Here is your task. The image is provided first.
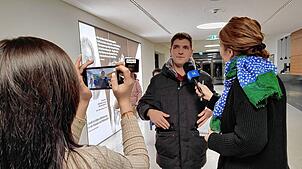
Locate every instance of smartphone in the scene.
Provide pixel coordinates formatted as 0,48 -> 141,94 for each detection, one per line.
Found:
83,66 -> 116,90
125,58 -> 139,72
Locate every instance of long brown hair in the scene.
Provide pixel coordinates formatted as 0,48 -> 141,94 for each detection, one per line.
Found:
0,37 -> 80,168
219,16 -> 270,58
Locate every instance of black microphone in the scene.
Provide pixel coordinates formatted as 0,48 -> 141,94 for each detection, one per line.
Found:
183,62 -> 204,100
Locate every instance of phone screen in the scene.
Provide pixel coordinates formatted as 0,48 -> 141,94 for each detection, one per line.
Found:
83,66 -> 115,90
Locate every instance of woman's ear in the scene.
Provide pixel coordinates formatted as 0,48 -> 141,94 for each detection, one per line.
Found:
226,48 -> 234,59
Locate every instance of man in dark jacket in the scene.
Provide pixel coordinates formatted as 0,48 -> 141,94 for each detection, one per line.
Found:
137,32 -> 215,169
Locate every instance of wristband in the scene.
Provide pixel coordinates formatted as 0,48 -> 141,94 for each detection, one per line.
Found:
121,110 -> 134,118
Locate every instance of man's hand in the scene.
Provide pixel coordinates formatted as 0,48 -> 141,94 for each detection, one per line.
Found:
197,107 -> 212,127
147,109 -> 170,129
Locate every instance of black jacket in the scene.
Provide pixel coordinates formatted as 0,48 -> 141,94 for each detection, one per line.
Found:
137,64 -> 214,169
208,77 -> 289,169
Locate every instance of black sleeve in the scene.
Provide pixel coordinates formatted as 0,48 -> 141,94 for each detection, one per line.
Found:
207,94 -> 220,111
136,76 -> 160,120
208,86 -> 268,157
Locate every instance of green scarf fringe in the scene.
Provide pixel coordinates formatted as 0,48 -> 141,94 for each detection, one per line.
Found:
243,71 -> 282,108
210,117 -> 221,133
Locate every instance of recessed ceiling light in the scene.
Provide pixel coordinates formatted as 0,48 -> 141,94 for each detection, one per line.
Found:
205,44 -> 220,48
197,22 -> 226,29
206,49 -> 219,52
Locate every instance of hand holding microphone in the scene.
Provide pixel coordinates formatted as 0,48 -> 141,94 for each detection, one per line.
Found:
195,82 -> 213,101
183,62 -> 206,101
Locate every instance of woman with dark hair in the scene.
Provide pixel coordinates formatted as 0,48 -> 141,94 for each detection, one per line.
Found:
196,17 -> 289,169
0,37 -> 149,169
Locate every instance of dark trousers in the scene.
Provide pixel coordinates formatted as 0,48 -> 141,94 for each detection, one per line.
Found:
149,121 -> 154,130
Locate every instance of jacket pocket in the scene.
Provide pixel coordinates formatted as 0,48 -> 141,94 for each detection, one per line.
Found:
155,131 -> 178,158
189,130 -> 208,167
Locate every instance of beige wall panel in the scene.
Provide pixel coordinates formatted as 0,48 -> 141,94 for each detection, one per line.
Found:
290,29 -> 302,74
290,55 -> 302,74
291,36 -> 302,56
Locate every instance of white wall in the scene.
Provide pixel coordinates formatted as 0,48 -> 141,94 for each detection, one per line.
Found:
154,43 -> 170,66
0,0 -> 155,144
265,33 -> 290,73
265,36 -> 278,64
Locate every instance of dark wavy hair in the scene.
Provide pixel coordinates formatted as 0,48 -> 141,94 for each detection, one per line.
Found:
0,37 -> 80,168
171,32 -> 192,48
219,16 -> 270,58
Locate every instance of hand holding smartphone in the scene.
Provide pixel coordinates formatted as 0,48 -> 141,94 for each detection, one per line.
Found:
83,66 -> 115,90
82,58 -> 138,90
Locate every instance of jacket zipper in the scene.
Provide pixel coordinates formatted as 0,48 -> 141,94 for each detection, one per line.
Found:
177,81 -> 182,168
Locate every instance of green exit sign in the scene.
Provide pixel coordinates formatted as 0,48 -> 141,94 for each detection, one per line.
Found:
207,35 -> 219,41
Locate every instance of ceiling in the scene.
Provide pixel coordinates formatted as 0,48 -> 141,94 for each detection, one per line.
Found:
63,0 -> 302,43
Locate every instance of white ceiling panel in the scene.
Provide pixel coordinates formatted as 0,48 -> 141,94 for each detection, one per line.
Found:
63,0 -> 301,43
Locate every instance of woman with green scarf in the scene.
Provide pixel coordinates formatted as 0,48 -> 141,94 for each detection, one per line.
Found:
196,17 -> 289,169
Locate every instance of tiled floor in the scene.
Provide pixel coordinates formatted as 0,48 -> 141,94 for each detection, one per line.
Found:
100,85 -> 302,169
